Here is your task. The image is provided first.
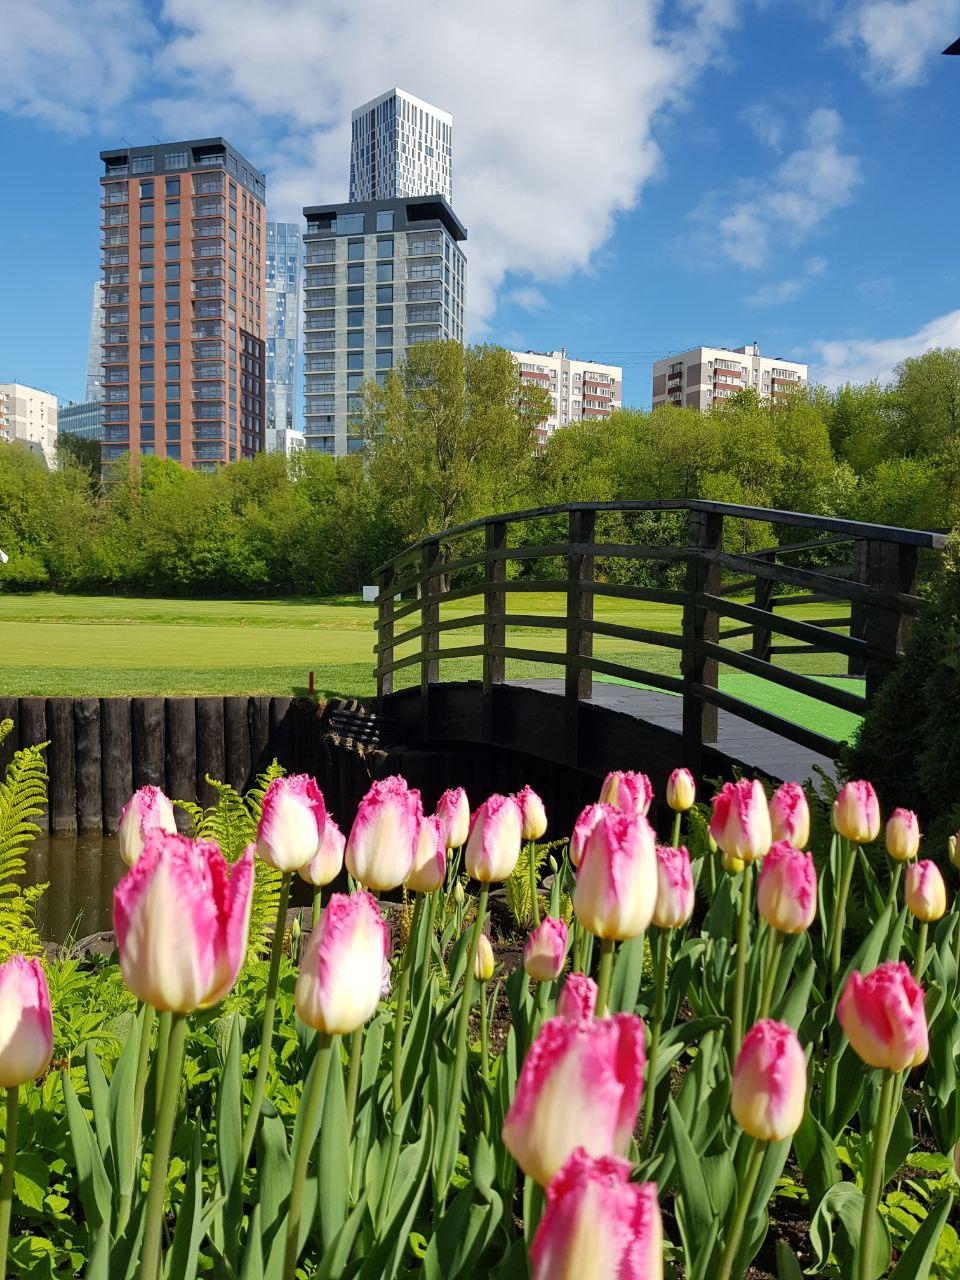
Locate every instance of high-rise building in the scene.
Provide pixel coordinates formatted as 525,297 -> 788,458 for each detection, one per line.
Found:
98,137 -> 266,469
651,343 -> 808,411
84,282 -> 103,401
265,222 -> 301,452
350,88 -> 453,204
58,400 -> 103,442
511,349 -> 623,446
302,195 -> 467,455
0,383 -> 58,466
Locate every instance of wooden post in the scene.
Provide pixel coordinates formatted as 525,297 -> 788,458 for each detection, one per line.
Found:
100,698 -> 132,834
421,539 -> 442,733
751,552 -> 775,662
269,696 -> 292,771
482,520 -> 507,741
847,539 -> 868,677
565,508 -> 595,766
18,698 -> 48,833
861,539 -> 919,701
224,697 -> 252,791
0,699 -> 19,784
46,698 -> 77,835
681,508 -> 724,773
376,565 -> 395,707
131,697 -> 165,790
195,697 -> 225,808
74,699 -> 102,833
165,697 -> 197,826
249,695 -> 272,782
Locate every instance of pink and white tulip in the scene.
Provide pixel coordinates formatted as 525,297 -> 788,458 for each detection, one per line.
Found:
0,955 -> 53,1087
666,767 -> 696,813
524,917 -> 569,982
475,933 -> 495,982
904,860 -> 947,922
709,780 -> 772,864
435,787 -> 470,850
407,815 -> 447,894
768,782 -> 810,850
298,816 -> 345,888
731,1019 -> 807,1141
557,974 -> 598,1021
517,785 -> 548,841
832,780 -> 881,844
757,842 -> 817,934
295,891 -> 390,1035
345,775 -> 423,892
838,962 -> 928,1071
652,845 -> 694,929
113,832 -> 253,1012
886,808 -> 920,863
570,803 -> 611,869
256,774 -> 327,873
599,770 -> 654,818
530,1149 -> 663,1280
574,808 -> 657,940
464,793 -> 523,883
502,1012 -> 645,1186
117,786 -> 178,868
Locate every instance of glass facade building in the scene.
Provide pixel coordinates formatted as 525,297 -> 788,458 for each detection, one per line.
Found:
301,195 -> 467,455
264,222 -> 301,451
84,282 -> 103,401
350,88 -> 453,204
58,399 -> 103,441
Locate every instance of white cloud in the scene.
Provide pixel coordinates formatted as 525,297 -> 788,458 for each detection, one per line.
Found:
685,107 -> 862,268
811,308 -> 960,386
746,255 -> 827,305
502,286 -> 550,313
741,102 -> 784,149
836,0 -> 960,89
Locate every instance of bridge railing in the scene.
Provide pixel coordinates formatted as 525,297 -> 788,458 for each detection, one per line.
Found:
374,500 -> 946,770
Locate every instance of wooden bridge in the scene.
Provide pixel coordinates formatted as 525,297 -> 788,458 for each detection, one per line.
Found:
373,500 -> 944,817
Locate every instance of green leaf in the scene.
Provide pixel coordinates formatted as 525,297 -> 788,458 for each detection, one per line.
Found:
256,1101 -> 293,1240
238,1205 -> 264,1280
164,1125 -> 204,1280
776,1240 -> 804,1280
84,1221 -> 111,1280
810,1182 -> 891,1277
13,1150 -> 49,1212
609,932 -> 645,1014
668,1096 -> 715,1259
888,1193 -> 954,1280
356,1110 -> 434,1280
84,1044 -> 113,1170
794,1109 -> 841,1212
317,1040 -> 349,1247
108,1004 -> 146,1201
216,1012 -> 244,1264
312,1194 -> 368,1280
62,1068 -> 113,1232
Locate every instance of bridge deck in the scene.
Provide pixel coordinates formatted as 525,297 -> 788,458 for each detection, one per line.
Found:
510,679 -> 839,784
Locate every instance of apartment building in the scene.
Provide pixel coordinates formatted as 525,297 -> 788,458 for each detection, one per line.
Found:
98,137 -> 267,468
350,88 -> 453,204
651,343 -> 807,410
511,349 -> 623,445
265,221 -> 301,451
0,383 -> 58,466
58,400 -> 102,442
84,282 -> 103,401
302,195 -> 467,455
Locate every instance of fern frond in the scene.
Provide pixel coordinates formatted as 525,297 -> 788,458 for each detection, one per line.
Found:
505,841 -> 551,928
0,740 -> 49,961
0,720 -> 12,748
245,758 -> 286,823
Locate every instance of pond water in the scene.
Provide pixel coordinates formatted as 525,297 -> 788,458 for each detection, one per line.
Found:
26,833 -> 123,943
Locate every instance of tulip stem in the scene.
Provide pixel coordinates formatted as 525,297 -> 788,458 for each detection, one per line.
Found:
116,1003 -> 156,1239
312,886 -> 322,929
857,1070 -> 897,1280
241,871 -> 292,1167
758,929 -> 784,1021
716,1138 -> 766,1280
391,893 -> 423,1119
479,979 -> 490,1084
913,920 -> 928,982
528,842 -> 540,927
829,838 -> 856,986
438,883 -> 489,1195
283,1033 -> 333,1280
641,928 -> 670,1157
140,1012 -> 187,1280
731,864 -> 753,1060
670,811 -> 682,848
0,1087 -> 19,1280
595,937 -> 615,1016
889,862 -> 902,909
345,1025 -> 364,1132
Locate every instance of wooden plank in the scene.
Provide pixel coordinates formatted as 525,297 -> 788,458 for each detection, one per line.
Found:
692,682 -> 840,758
224,697 -> 251,792
861,540 -> 919,700
46,698 -> 77,835
698,594 -> 867,660
703,549 -> 920,612
697,641 -> 868,713
376,565 -> 396,702
249,696 -> 272,783
0,698 -> 19,781
420,540 -> 442,708
483,520 -> 507,741
269,696 -> 292,771
17,698 -> 49,833
682,510 -> 724,769
74,699 -> 102,832
100,698 -> 132,834
165,697 -> 197,823
131,697 -> 165,790
195,697 -> 225,807
570,655 -> 684,695
565,508 -> 595,766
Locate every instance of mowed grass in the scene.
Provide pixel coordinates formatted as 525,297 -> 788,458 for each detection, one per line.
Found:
0,591 -> 863,740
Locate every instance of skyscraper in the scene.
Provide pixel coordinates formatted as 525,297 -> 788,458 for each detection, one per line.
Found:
349,88 -> 453,203
98,137 -> 266,469
84,282 -> 103,401
265,222 -> 301,451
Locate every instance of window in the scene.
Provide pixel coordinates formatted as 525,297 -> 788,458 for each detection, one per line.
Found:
165,201 -> 180,218
165,383 -> 180,402
140,345 -> 155,361
376,306 -> 392,326
166,324 -> 180,340
140,364 -> 155,382
165,264 -> 180,281
346,287 -> 364,307
346,373 -> 364,391
347,353 -> 364,370
139,286 -> 154,302
140,203 -> 154,223
335,213 -> 364,235
347,239 -> 365,261
376,237 -> 393,258
167,364 -> 180,381
376,285 -> 393,304
347,264 -> 364,284
133,158 -> 154,175
166,443 -> 181,460
347,309 -> 364,328
165,177 -> 180,195
166,304 -> 180,320
376,262 -> 393,282
376,328 -> 393,347
140,247 -> 154,264
165,152 -> 187,170
139,305 -> 155,322
347,331 -> 364,349
141,384 -> 155,402
165,286 -> 179,305
376,351 -> 393,369
376,210 -> 394,231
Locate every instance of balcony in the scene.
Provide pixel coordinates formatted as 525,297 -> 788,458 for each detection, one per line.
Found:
101,213 -> 129,229
192,243 -> 225,260
305,268 -> 335,287
192,383 -> 224,400
192,219 -> 225,239
193,262 -> 225,280
192,341 -> 225,359
101,232 -> 129,249
304,335 -> 335,352
192,178 -> 223,195
192,283 -> 225,300
305,249 -> 335,266
102,251 -> 129,266
406,240 -> 443,256
304,356 -> 335,372
192,198 -> 225,218
407,264 -> 442,280
101,192 -> 129,207
191,321 -> 225,339
103,329 -> 129,345
104,269 -> 130,285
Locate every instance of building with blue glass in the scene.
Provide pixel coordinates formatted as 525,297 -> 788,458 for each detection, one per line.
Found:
265,222 -> 301,450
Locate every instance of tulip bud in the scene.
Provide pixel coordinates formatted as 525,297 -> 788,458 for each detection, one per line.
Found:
256,774 -> 327,873
464,794 -> 523,883
832,780 -> 881,844
524,917 -> 569,982
722,848 -> 745,875
838,962 -> 928,1071
756,842 -> 817,934
406,815 -> 447,894
295,891 -> 390,1035
530,1149 -> 663,1280
731,1020 -> 806,1141
114,832 -> 254,1012
557,973 -> 598,1021
885,808 -> 920,863
517,785 -> 548,841
666,767 -> 696,813
768,782 -> 810,850
453,879 -> 465,906
345,775 -> 423,892
570,803 -> 611,868
652,845 -> 694,929
574,809 -> 657,940
435,787 -> 470,850
298,816 -> 345,888
904,859 -> 947,922
475,933 -> 495,982
949,834 -> 960,871
0,955 -> 53,1087
709,780 -> 772,864
599,770 -> 654,818
502,1013 -> 645,1186
117,786 -> 178,868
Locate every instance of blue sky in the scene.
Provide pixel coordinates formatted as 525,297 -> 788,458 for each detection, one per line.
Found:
1,0 -> 958,410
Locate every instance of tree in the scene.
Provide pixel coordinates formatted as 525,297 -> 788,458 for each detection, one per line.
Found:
56,432 -> 101,480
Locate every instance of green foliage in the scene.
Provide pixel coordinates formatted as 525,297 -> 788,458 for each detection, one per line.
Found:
0,719 -> 47,960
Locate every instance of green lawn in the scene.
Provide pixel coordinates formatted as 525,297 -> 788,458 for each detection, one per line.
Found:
0,591 -> 862,741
